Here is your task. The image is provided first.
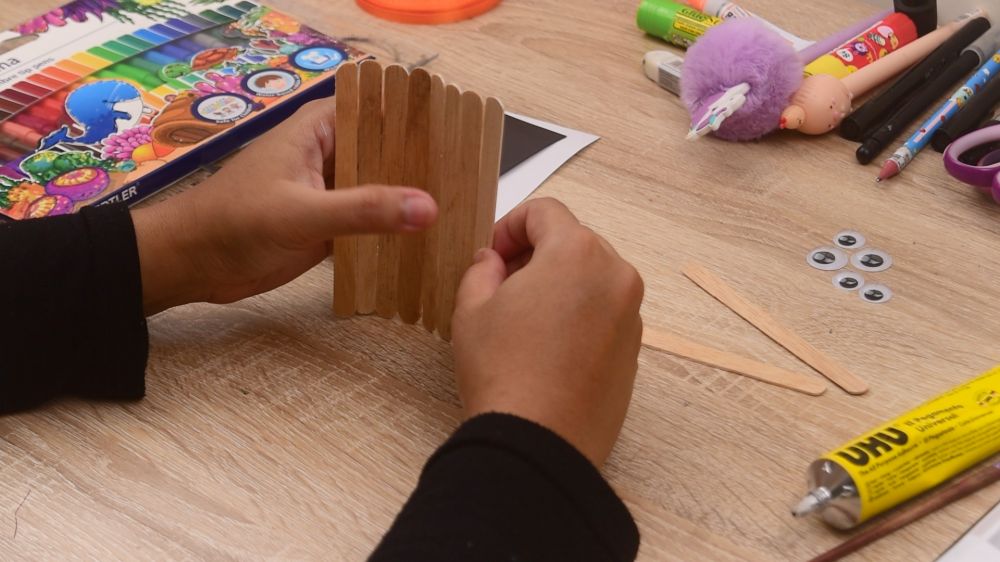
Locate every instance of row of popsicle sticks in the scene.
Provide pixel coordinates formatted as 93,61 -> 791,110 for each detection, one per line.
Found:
331,60 -> 504,340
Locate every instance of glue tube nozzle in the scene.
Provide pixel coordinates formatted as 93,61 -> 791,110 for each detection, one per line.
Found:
792,487 -> 832,518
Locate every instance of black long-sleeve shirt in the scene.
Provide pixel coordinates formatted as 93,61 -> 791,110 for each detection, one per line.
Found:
0,203 -> 639,560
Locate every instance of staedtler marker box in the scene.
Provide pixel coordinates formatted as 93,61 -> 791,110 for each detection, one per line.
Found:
0,0 -> 370,220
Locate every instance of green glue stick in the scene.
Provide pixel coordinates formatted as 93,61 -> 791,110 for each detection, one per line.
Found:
637,0 -> 722,49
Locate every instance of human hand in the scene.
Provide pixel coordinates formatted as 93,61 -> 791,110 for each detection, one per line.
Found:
132,98 -> 438,315
451,198 -> 644,467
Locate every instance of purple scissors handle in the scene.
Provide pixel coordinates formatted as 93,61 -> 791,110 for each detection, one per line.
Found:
944,124 -> 1000,203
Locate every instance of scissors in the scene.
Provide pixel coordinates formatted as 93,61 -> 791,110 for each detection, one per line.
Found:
944,123 -> 1000,203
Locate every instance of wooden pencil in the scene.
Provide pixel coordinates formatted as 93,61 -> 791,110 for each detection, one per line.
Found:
396,68 -> 432,325
375,64 -> 409,319
475,97 -> 504,249
642,328 -> 827,396
809,460 -> 1000,562
355,59 -> 383,315
682,263 -> 869,395
333,62 -> 359,317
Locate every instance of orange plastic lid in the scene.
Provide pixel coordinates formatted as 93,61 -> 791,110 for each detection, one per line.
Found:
356,0 -> 501,24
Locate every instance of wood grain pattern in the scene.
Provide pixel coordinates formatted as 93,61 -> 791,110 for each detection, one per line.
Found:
476,97 -> 504,249
436,90 -> 483,340
332,61 -> 359,317
420,75 -> 447,333
375,65 -> 410,320
7,0 -> 1000,561
355,59 -> 383,314
397,69 -> 432,324
431,84 -> 463,339
683,263 -> 869,395
643,328 -> 827,396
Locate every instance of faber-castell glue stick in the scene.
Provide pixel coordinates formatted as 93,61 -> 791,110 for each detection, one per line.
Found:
794,365 -> 1000,529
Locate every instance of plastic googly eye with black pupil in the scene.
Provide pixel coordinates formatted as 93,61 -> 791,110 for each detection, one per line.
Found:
859,284 -> 893,304
833,271 -> 865,291
851,248 -> 893,272
834,230 -> 866,249
807,246 -> 848,271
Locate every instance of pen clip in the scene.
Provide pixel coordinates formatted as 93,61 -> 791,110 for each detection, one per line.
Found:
688,82 -> 750,140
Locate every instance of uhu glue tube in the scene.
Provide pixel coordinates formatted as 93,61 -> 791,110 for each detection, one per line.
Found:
794,365 -> 1000,529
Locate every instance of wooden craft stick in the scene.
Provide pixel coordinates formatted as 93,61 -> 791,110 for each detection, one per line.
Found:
642,328 -> 827,396
330,61 -> 506,338
333,62 -> 359,317
420,75 -> 447,332
437,91 -> 485,340
682,263 -> 869,395
396,68 -> 431,324
355,59 -> 383,315
475,97 -> 504,249
433,84 -> 466,339
809,459 -> 1000,562
375,64 -> 409,320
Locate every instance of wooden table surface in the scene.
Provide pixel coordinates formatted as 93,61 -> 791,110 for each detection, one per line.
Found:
4,0 -> 1000,560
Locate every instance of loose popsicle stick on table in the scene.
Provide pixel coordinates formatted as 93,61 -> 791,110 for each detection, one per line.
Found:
682,263 -> 869,395
396,68 -> 432,325
642,328 -> 827,396
333,61 -> 359,317
375,64 -> 410,320
356,59 -> 383,315
420,75 -> 447,333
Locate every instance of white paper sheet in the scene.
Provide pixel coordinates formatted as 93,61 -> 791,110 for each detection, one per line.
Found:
496,113 -> 599,221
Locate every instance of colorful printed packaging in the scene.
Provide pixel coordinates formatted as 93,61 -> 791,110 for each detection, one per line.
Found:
803,12 -> 918,79
0,0 -> 369,220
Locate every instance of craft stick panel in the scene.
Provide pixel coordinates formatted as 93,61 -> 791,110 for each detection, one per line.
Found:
330,62 -> 504,339
355,60 -> 384,315
375,65 -> 410,320
397,69 -> 432,324
420,75 -> 447,333
333,62 -> 359,317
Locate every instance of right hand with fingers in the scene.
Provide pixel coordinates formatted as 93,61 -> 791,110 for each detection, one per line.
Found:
452,198 -> 645,467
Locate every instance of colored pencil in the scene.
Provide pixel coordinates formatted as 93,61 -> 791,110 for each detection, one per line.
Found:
149,24 -> 185,40
879,49 -> 1000,182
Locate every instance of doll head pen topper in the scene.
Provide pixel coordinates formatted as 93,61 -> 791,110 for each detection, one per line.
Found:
681,10 -> 892,141
780,11 -> 982,135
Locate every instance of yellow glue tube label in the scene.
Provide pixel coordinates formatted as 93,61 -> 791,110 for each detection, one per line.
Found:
822,366 -> 1000,523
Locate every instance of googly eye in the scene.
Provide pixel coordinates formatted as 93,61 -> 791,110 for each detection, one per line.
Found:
851,249 -> 893,272
859,283 -> 893,304
834,230 -> 866,249
833,271 -> 865,291
807,246 -> 848,271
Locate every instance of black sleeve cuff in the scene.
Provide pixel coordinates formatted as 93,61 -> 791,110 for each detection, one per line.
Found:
0,203 -> 148,413
371,412 -> 640,561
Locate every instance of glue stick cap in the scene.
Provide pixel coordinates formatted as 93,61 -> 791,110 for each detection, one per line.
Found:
637,0 -> 685,38
357,0 -> 501,24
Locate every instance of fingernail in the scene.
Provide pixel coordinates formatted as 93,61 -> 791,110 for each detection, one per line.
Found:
402,193 -> 435,228
473,248 -> 489,263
